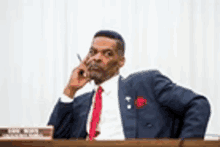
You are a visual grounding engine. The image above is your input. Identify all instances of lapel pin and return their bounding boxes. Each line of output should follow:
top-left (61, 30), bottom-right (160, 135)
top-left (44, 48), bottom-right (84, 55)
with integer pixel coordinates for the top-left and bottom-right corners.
top-left (125, 96), bottom-right (131, 102)
top-left (127, 105), bottom-right (131, 109)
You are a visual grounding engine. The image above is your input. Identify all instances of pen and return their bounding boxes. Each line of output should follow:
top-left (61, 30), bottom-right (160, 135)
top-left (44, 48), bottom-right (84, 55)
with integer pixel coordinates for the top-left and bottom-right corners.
top-left (77, 54), bottom-right (91, 84)
top-left (77, 54), bottom-right (84, 76)
top-left (77, 54), bottom-right (82, 62)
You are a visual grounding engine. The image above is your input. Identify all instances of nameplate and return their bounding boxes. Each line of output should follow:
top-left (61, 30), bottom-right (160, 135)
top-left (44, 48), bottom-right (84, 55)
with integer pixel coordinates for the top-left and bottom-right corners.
top-left (0, 126), bottom-right (53, 140)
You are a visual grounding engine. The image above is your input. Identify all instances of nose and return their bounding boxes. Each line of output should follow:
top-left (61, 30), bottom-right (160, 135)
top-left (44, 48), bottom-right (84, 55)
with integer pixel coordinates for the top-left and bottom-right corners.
top-left (88, 52), bottom-right (102, 63)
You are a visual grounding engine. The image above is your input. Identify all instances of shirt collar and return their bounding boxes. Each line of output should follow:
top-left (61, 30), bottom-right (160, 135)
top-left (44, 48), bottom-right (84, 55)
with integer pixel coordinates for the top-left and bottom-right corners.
top-left (95, 74), bottom-right (120, 95)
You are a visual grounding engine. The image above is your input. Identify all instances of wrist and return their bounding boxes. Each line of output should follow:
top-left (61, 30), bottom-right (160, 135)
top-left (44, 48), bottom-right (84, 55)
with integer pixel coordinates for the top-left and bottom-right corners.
top-left (63, 86), bottom-right (77, 99)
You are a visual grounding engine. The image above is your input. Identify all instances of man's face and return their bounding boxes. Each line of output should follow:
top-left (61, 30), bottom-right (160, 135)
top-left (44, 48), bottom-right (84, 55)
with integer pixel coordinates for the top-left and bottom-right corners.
top-left (86, 36), bottom-right (124, 84)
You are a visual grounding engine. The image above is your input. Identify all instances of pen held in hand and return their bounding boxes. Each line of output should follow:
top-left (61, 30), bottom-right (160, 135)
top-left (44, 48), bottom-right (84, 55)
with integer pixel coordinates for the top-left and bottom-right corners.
top-left (77, 53), bottom-right (91, 85)
top-left (77, 53), bottom-right (91, 84)
top-left (77, 54), bottom-right (82, 62)
top-left (77, 54), bottom-right (84, 76)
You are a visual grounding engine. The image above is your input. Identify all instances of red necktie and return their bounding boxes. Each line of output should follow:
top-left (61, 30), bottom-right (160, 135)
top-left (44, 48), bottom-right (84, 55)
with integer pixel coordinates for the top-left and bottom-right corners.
top-left (89, 86), bottom-right (103, 140)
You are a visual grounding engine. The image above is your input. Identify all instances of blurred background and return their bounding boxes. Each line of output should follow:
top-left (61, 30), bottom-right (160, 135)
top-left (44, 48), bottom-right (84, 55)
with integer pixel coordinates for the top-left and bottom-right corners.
top-left (0, 0), bottom-right (219, 138)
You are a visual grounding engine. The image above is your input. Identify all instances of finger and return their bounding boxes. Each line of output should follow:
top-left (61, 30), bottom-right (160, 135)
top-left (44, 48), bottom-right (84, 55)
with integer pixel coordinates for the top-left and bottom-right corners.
top-left (83, 71), bottom-right (87, 77)
top-left (78, 74), bottom-right (90, 84)
top-left (78, 62), bottom-right (90, 76)
top-left (77, 68), bottom-right (90, 80)
top-left (82, 70), bottom-right (90, 79)
top-left (77, 69), bottom-right (85, 77)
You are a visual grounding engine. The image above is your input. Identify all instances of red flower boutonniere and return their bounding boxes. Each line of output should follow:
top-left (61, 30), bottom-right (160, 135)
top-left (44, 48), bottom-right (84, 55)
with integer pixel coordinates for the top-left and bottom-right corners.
top-left (135, 96), bottom-right (147, 109)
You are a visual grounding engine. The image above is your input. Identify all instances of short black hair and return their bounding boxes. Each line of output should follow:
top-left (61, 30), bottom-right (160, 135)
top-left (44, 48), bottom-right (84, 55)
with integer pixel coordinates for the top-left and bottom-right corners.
top-left (94, 30), bottom-right (125, 56)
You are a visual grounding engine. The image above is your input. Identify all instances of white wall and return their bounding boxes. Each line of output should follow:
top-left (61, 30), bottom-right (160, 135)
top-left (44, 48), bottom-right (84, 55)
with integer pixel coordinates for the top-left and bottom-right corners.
top-left (0, 0), bottom-right (219, 137)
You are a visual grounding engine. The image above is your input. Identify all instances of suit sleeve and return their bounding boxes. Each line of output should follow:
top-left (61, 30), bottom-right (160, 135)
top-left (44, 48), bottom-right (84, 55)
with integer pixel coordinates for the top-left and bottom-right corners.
top-left (47, 98), bottom-right (74, 139)
top-left (151, 70), bottom-right (211, 139)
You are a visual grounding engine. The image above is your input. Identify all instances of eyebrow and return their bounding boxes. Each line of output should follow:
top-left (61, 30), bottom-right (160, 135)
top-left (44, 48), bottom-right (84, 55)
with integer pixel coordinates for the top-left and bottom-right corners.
top-left (90, 47), bottom-right (114, 52)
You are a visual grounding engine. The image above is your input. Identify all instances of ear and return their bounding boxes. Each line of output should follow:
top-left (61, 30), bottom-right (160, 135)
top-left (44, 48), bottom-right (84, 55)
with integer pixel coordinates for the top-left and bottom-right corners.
top-left (118, 56), bottom-right (125, 68)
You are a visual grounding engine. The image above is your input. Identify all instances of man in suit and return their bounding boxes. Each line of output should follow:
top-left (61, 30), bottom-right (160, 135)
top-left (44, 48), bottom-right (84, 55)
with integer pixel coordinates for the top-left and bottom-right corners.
top-left (48, 30), bottom-right (211, 140)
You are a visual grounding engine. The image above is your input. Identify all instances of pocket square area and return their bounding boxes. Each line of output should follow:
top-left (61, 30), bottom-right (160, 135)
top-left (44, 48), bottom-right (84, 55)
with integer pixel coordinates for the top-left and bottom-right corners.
top-left (135, 96), bottom-right (147, 109)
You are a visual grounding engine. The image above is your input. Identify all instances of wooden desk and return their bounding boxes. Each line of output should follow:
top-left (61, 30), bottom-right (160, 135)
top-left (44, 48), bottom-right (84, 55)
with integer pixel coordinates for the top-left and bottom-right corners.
top-left (0, 139), bottom-right (219, 147)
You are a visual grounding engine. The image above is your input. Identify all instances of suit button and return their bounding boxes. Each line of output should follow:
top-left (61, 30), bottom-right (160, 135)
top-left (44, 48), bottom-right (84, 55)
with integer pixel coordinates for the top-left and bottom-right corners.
top-left (147, 123), bottom-right (152, 128)
top-left (127, 105), bottom-right (131, 109)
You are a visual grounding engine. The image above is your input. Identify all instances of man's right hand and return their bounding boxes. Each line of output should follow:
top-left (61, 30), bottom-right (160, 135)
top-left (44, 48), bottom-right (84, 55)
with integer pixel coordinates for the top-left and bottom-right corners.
top-left (63, 56), bottom-right (91, 99)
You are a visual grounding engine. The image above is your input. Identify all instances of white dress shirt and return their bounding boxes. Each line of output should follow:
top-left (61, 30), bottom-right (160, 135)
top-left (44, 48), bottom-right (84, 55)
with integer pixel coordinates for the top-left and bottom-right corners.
top-left (61, 75), bottom-right (125, 140)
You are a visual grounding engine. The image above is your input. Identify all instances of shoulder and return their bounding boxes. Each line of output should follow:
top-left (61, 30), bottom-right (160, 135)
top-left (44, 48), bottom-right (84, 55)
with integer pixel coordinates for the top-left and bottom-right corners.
top-left (123, 69), bottom-right (161, 81)
top-left (121, 69), bottom-right (162, 87)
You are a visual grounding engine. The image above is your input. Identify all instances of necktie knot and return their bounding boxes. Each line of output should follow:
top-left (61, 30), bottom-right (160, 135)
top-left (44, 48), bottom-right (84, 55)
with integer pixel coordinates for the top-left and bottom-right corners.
top-left (97, 86), bottom-right (103, 93)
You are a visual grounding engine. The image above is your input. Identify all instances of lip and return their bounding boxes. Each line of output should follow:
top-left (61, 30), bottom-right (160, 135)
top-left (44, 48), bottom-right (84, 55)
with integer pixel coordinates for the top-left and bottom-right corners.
top-left (88, 65), bottom-right (101, 70)
top-left (90, 67), bottom-right (100, 70)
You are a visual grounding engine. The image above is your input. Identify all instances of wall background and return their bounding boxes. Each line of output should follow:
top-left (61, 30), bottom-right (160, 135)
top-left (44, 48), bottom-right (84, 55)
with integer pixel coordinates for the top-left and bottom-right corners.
top-left (0, 0), bottom-right (219, 138)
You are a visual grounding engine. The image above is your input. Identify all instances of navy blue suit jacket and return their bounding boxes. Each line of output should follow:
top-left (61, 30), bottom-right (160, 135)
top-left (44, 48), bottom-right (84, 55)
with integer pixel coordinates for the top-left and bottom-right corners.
top-left (48, 70), bottom-right (211, 139)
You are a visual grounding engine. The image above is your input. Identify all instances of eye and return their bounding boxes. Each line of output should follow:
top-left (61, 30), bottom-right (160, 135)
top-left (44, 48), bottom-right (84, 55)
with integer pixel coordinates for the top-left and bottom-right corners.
top-left (105, 51), bottom-right (113, 57)
top-left (89, 49), bottom-right (96, 56)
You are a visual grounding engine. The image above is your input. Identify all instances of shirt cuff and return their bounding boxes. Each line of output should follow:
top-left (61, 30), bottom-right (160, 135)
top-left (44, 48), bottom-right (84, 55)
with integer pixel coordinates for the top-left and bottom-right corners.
top-left (60, 94), bottom-right (74, 103)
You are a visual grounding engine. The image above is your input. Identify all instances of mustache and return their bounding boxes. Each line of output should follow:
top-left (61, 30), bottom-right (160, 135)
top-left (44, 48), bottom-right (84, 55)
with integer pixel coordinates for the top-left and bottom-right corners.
top-left (87, 63), bottom-right (103, 70)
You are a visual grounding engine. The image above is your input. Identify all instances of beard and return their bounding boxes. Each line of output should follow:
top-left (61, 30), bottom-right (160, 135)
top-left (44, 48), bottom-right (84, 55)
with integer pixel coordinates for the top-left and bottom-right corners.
top-left (89, 70), bottom-right (104, 84)
top-left (87, 61), bottom-right (119, 85)
top-left (87, 63), bottom-right (105, 84)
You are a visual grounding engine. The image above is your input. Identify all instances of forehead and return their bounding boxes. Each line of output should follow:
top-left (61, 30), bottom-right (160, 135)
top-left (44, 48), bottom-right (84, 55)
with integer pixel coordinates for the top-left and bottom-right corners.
top-left (92, 36), bottom-right (117, 49)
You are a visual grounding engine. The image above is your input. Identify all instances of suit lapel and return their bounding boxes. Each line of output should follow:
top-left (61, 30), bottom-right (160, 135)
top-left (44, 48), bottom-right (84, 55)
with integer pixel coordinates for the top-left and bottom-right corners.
top-left (118, 76), bottom-right (137, 139)
top-left (74, 90), bottom-right (95, 138)
top-left (85, 90), bottom-right (95, 126)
